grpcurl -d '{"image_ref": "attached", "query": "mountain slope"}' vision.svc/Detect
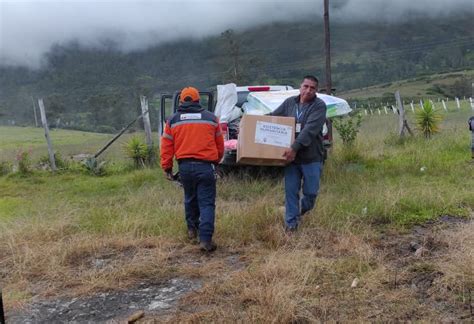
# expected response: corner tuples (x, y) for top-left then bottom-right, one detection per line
(0, 15), (472, 130)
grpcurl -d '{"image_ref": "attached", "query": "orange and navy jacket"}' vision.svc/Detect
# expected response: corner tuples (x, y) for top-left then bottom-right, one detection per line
(160, 102), (224, 171)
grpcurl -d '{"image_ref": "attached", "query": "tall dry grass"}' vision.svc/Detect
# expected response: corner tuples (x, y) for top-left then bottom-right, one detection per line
(432, 220), (474, 312)
(0, 107), (472, 320)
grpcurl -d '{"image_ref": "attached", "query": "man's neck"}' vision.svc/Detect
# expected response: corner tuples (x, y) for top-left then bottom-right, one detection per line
(300, 96), (315, 104)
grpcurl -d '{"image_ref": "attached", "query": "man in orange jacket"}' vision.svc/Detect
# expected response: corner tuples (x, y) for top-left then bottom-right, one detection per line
(161, 87), (224, 252)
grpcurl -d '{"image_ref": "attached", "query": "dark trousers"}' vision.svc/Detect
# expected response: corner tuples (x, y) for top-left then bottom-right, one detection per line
(284, 161), (323, 229)
(471, 131), (474, 158)
(178, 161), (216, 242)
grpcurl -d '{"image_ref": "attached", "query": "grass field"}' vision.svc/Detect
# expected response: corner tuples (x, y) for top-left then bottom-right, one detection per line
(0, 127), (151, 163)
(339, 70), (474, 100)
(0, 101), (473, 321)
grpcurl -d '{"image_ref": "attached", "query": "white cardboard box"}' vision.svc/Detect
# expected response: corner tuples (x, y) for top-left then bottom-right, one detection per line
(237, 114), (295, 166)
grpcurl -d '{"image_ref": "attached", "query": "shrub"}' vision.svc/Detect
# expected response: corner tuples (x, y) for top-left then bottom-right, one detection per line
(16, 148), (32, 174)
(123, 136), (155, 168)
(332, 113), (363, 146)
(38, 152), (68, 170)
(426, 84), (446, 96)
(415, 101), (443, 139)
(82, 157), (106, 176)
(53, 152), (68, 169)
(0, 161), (12, 176)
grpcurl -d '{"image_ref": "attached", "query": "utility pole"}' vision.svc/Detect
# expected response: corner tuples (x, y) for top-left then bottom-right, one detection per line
(324, 0), (332, 95)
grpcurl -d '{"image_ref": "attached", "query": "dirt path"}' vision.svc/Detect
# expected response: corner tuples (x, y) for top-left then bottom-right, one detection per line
(7, 279), (201, 323)
(6, 250), (247, 323)
(5, 215), (472, 322)
(373, 215), (472, 321)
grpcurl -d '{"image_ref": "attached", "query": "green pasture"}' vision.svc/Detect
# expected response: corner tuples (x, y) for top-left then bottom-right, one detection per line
(340, 70), (474, 100)
(0, 127), (156, 162)
(0, 103), (472, 234)
(0, 99), (473, 318)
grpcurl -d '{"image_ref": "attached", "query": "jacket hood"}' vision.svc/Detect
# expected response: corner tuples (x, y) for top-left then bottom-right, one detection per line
(177, 102), (204, 113)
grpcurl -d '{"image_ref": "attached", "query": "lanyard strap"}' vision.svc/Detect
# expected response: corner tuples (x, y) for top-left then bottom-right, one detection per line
(295, 103), (303, 122)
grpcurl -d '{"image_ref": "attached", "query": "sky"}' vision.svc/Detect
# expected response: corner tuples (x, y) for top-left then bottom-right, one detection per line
(0, 0), (473, 68)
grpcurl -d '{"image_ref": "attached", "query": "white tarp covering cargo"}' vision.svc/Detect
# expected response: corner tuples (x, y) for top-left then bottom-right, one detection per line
(214, 83), (239, 122)
(244, 90), (352, 118)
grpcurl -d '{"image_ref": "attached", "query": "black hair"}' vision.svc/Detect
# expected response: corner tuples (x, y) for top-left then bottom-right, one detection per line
(303, 75), (319, 84)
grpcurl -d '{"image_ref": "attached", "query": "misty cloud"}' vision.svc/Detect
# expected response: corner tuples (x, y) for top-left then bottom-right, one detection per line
(0, 0), (472, 68)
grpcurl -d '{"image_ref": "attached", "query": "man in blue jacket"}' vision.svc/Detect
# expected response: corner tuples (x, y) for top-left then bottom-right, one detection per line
(269, 75), (327, 232)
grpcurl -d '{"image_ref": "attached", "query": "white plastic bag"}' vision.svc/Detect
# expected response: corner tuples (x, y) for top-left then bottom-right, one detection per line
(214, 83), (238, 121)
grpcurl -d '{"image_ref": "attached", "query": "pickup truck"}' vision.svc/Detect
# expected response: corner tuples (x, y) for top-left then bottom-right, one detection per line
(159, 85), (333, 167)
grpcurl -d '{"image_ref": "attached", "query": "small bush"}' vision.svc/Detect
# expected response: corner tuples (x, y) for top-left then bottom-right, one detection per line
(54, 152), (68, 169)
(82, 157), (106, 176)
(123, 136), (156, 168)
(38, 152), (69, 170)
(15, 148), (32, 175)
(332, 113), (363, 146)
(415, 101), (443, 139)
(426, 84), (446, 96)
(0, 161), (12, 176)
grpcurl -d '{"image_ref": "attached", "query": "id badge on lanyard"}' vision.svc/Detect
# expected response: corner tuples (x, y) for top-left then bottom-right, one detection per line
(295, 123), (302, 133)
(295, 105), (303, 134)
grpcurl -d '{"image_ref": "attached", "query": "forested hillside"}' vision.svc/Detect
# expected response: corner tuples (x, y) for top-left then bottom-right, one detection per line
(0, 15), (473, 132)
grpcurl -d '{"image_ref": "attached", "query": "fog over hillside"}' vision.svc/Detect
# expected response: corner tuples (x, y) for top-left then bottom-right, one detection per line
(1, 0), (473, 68)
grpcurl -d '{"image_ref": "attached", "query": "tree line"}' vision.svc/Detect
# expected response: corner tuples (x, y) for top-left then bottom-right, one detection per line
(0, 15), (472, 132)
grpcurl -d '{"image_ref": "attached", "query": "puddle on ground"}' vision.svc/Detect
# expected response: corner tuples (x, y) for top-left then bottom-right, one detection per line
(7, 278), (201, 323)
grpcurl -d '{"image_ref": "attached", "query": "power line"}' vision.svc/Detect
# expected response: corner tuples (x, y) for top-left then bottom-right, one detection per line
(159, 37), (473, 85)
(199, 36), (473, 61)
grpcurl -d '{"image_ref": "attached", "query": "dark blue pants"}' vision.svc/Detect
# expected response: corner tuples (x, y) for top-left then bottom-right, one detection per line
(284, 162), (323, 229)
(178, 161), (216, 242)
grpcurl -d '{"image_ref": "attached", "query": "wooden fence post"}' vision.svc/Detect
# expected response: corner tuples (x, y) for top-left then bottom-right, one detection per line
(31, 96), (38, 127)
(38, 99), (57, 171)
(395, 91), (413, 137)
(140, 95), (155, 164)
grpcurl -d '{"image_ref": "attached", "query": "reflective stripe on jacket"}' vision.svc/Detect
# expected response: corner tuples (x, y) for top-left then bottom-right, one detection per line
(160, 102), (224, 171)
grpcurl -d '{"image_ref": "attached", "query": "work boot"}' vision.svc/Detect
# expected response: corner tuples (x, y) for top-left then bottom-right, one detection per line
(284, 225), (298, 236)
(187, 228), (198, 243)
(199, 241), (217, 253)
